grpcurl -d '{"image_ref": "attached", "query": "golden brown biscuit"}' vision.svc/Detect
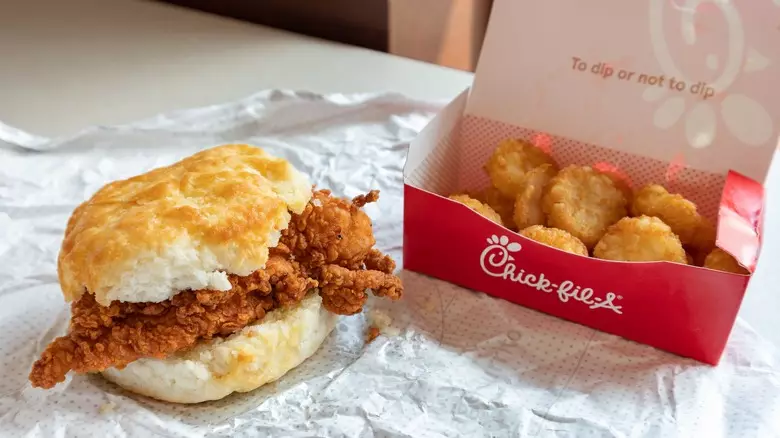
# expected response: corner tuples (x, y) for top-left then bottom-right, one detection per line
(593, 216), (687, 263)
(59, 144), (312, 306)
(484, 139), (557, 198)
(513, 164), (558, 230)
(542, 165), (629, 249)
(102, 293), (337, 404)
(703, 248), (749, 275)
(449, 194), (503, 225)
(520, 225), (588, 256)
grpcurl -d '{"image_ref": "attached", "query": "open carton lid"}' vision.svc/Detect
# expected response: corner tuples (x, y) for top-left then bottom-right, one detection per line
(467, 0), (780, 184)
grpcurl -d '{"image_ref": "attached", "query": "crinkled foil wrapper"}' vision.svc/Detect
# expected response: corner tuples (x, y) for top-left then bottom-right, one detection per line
(0, 90), (778, 438)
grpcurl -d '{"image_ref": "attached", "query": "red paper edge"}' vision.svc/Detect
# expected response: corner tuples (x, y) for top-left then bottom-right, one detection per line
(717, 170), (764, 272)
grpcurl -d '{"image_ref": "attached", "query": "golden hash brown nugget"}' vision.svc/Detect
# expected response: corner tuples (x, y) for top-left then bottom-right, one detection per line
(465, 189), (487, 203)
(513, 164), (558, 230)
(484, 139), (557, 198)
(703, 248), (749, 275)
(603, 173), (634, 210)
(690, 251), (708, 267)
(466, 187), (516, 230)
(631, 184), (704, 246)
(520, 225), (588, 256)
(687, 218), (717, 266)
(448, 194), (502, 225)
(483, 187), (517, 230)
(593, 216), (687, 263)
(542, 165), (629, 249)
(689, 217), (717, 255)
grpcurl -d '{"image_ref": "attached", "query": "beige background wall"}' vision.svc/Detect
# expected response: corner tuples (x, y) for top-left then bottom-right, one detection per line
(389, 0), (492, 71)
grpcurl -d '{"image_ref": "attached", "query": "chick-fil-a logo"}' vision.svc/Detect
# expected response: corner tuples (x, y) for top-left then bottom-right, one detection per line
(479, 235), (623, 314)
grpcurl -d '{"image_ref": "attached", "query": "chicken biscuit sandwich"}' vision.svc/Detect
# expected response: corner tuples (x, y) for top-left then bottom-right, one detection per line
(28, 144), (403, 403)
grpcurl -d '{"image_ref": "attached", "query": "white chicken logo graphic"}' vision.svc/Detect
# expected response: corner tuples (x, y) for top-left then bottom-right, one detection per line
(644, 0), (774, 149)
(479, 235), (624, 314)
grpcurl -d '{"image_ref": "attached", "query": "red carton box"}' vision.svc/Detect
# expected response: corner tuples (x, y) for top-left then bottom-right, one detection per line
(403, 0), (780, 364)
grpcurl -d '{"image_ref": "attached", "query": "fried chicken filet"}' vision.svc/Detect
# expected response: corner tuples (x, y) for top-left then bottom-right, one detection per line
(30, 188), (402, 390)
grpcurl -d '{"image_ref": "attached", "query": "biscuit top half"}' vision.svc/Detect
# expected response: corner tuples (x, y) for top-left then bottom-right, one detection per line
(58, 144), (312, 306)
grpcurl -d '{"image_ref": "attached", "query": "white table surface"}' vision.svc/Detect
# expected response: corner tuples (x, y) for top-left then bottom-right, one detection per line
(1, 0), (778, 350)
(0, 0), (472, 138)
